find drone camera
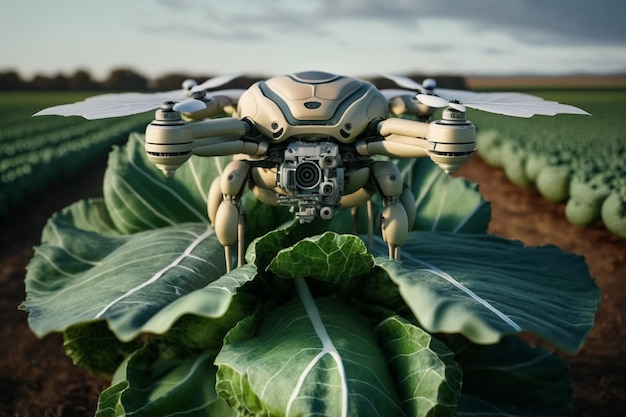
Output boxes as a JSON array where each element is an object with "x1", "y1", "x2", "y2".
[{"x1": 276, "y1": 141, "x2": 344, "y2": 222}]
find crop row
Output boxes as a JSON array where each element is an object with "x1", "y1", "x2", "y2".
[
  {"x1": 0, "y1": 92, "x2": 151, "y2": 218},
  {"x1": 469, "y1": 90, "x2": 626, "y2": 238}
]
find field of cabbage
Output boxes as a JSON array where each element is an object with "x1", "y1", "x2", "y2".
[
  {"x1": 471, "y1": 89, "x2": 626, "y2": 238},
  {"x1": 0, "y1": 92, "x2": 151, "y2": 218}
]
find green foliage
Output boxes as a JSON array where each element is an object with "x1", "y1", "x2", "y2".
[
  {"x1": 375, "y1": 316, "x2": 462, "y2": 417},
  {"x1": 474, "y1": 90, "x2": 626, "y2": 236},
  {"x1": 536, "y1": 165, "x2": 572, "y2": 202},
  {"x1": 267, "y1": 232, "x2": 374, "y2": 283},
  {"x1": 21, "y1": 133, "x2": 600, "y2": 416},
  {"x1": 64, "y1": 321, "x2": 141, "y2": 378},
  {"x1": 601, "y1": 192, "x2": 626, "y2": 237},
  {"x1": 452, "y1": 336, "x2": 573, "y2": 416}
]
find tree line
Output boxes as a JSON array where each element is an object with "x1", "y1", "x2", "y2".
[
  {"x1": 0, "y1": 68, "x2": 218, "y2": 91},
  {"x1": 0, "y1": 68, "x2": 468, "y2": 91}
]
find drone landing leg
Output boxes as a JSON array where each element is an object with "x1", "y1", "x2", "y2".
[
  {"x1": 372, "y1": 161, "x2": 409, "y2": 260},
  {"x1": 224, "y1": 245, "x2": 233, "y2": 273},
  {"x1": 389, "y1": 245, "x2": 400, "y2": 260},
  {"x1": 351, "y1": 207, "x2": 358, "y2": 234},
  {"x1": 367, "y1": 200, "x2": 374, "y2": 250},
  {"x1": 237, "y1": 213, "x2": 245, "y2": 268},
  {"x1": 350, "y1": 201, "x2": 374, "y2": 249},
  {"x1": 214, "y1": 160, "x2": 251, "y2": 273}
]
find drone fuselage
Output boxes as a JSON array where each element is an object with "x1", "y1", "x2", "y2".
[{"x1": 144, "y1": 70, "x2": 477, "y2": 270}]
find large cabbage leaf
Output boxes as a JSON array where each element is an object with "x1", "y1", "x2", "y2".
[
  {"x1": 267, "y1": 231, "x2": 374, "y2": 284},
  {"x1": 453, "y1": 336, "x2": 573, "y2": 417},
  {"x1": 102, "y1": 132, "x2": 290, "y2": 237},
  {"x1": 395, "y1": 158, "x2": 491, "y2": 233},
  {"x1": 375, "y1": 316, "x2": 462, "y2": 417},
  {"x1": 22, "y1": 198, "x2": 258, "y2": 341},
  {"x1": 373, "y1": 232, "x2": 599, "y2": 353},
  {"x1": 103, "y1": 132, "x2": 221, "y2": 233},
  {"x1": 215, "y1": 280, "x2": 406, "y2": 417}
]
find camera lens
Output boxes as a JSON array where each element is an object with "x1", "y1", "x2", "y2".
[{"x1": 295, "y1": 161, "x2": 321, "y2": 189}]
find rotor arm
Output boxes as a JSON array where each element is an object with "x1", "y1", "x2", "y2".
[
  {"x1": 189, "y1": 117, "x2": 267, "y2": 157},
  {"x1": 356, "y1": 118, "x2": 430, "y2": 158},
  {"x1": 356, "y1": 135, "x2": 429, "y2": 158},
  {"x1": 193, "y1": 136, "x2": 268, "y2": 157},
  {"x1": 358, "y1": 112, "x2": 477, "y2": 174},
  {"x1": 145, "y1": 109, "x2": 263, "y2": 176},
  {"x1": 377, "y1": 117, "x2": 430, "y2": 138},
  {"x1": 189, "y1": 117, "x2": 250, "y2": 139}
]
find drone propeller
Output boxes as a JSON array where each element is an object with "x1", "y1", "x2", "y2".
[
  {"x1": 172, "y1": 98, "x2": 207, "y2": 113},
  {"x1": 33, "y1": 74, "x2": 244, "y2": 120},
  {"x1": 381, "y1": 74, "x2": 590, "y2": 118},
  {"x1": 382, "y1": 74, "x2": 428, "y2": 94},
  {"x1": 190, "y1": 73, "x2": 243, "y2": 94},
  {"x1": 416, "y1": 94, "x2": 466, "y2": 112}
]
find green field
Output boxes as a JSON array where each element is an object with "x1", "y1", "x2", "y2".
[
  {"x1": 470, "y1": 89, "x2": 626, "y2": 237},
  {"x1": 0, "y1": 92, "x2": 152, "y2": 217}
]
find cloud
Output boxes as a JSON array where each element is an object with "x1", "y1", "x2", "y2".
[
  {"x1": 140, "y1": 22, "x2": 268, "y2": 41},
  {"x1": 143, "y1": 0, "x2": 333, "y2": 40},
  {"x1": 139, "y1": 0, "x2": 626, "y2": 76},
  {"x1": 233, "y1": 0, "x2": 626, "y2": 47},
  {"x1": 410, "y1": 43, "x2": 456, "y2": 53},
  {"x1": 412, "y1": 0, "x2": 626, "y2": 47}
]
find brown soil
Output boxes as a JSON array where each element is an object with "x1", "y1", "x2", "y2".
[{"x1": 1, "y1": 155, "x2": 624, "y2": 416}]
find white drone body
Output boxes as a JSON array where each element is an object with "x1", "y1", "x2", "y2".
[{"x1": 35, "y1": 71, "x2": 589, "y2": 271}]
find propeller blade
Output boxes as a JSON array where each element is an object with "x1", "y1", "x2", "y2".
[
  {"x1": 33, "y1": 89, "x2": 188, "y2": 119},
  {"x1": 33, "y1": 72, "x2": 246, "y2": 119},
  {"x1": 191, "y1": 73, "x2": 243, "y2": 93},
  {"x1": 173, "y1": 98, "x2": 206, "y2": 113},
  {"x1": 382, "y1": 74, "x2": 428, "y2": 93},
  {"x1": 416, "y1": 94, "x2": 450, "y2": 108},
  {"x1": 448, "y1": 102, "x2": 467, "y2": 112},
  {"x1": 432, "y1": 89, "x2": 589, "y2": 117}
]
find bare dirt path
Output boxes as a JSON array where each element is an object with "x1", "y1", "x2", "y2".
[
  {"x1": 1, "y1": 154, "x2": 624, "y2": 416},
  {"x1": 457, "y1": 157, "x2": 626, "y2": 417}
]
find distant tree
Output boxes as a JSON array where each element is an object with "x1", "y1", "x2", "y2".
[
  {"x1": 430, "y1": 75, "x2": 467, "y2": 90},
  {"x1": 68, "y1": 69, "x2": 100, "y2": 91},
  {"x1": 30, "y1": 73, "x2": 70, "y2": 90},
  {"x1": 0, "y1": 70, "x2": 26, "y2": 90},
  {"x1": 102, "y1": 68, "x2": 149, "y2": 91},
  {"x1": 153, "y1": 73, "x2": 192, "y2": 90}
]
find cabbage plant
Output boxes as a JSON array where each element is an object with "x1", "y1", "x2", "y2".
[{"x1": 21, "y1": 133, "x2": 600, "y2": 416}]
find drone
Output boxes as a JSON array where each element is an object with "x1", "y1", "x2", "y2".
[{"x1": 35, "y1": 71, "x2": 589, "y2": 271}]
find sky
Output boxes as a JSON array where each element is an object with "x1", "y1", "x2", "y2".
[{"x1": 2, "y1": 0, "x2": 626, "y2": 81}]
